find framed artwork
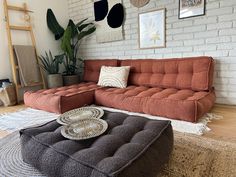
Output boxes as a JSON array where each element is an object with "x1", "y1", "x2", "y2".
[
  {"x1": 179, "y1": 0, "x2": 206, "y2": 19},
  {"x1": 139, "y1": 8, "x2": 166, "y2": 49}
]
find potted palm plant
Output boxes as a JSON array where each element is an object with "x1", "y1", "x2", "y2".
[
  {"x1": 39, "y1": 51, "x2": 63, "y2": 88},
  {"x1": 46, "y1": 9, "x2": 96, "y2": 86}
]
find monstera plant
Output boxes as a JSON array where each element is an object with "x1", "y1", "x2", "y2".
[{"x1": 46, "y1": 9, "x2": 96, "y2": 85}]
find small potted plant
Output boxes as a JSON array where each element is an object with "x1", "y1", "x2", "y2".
[
  {"x1": 39, "y1": 51, "x2": 63, "y2": 88},
  {"x1": 46, "y1": 9, "x2": 96, "y2": 85}
]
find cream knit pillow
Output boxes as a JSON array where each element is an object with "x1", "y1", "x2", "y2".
[{"x1": 98, "y1": 66, "x2": 130, "y2": 88}]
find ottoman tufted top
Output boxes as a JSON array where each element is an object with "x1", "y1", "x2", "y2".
[{"x1": 20, "y1": 111, "x2": 173, "y2": 177}]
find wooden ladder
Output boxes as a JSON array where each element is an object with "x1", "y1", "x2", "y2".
[{"x1": 3, "y1": 0, "x2": 45, "y2": 102}]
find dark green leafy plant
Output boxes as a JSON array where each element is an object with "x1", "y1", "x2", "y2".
[
  {"x1": 46, "y1": 9, "x2": 65, "y2": 40},
  {"x1": 38, "y1": 51, "x2": 63, "y2": 74},
  {"x1": 46, "y1": 9, "x2": 96, "y2": 76}
]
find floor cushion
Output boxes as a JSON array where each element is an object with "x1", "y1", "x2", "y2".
[
  {"x1": 95, "y1": 86, "x2": 215, "y2": 122},
  {"x1": 20, "y1": 111, "x2": 173, "y2": 177},
  {"x1": 95, "y1": 86, "x2": 150, "y2": 113},
  {"x1": 24, "y1": 82, "x2": 100, "y2": 114}
]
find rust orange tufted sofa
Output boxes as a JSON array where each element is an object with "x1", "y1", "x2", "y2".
[
  {"x1": 24, "y1": 60, "x2": 118, "y2": 114},
  {"x1": 24, "y1": 56, "x2": 215, "y2": 122}
]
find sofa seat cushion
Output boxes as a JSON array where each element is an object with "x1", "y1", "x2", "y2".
[
  {"x1": 144, "y1": 89, "x2": 216, "y2": 122},
  {"x1": 24, "y1": 82, "x2": 100, "y2": 114},
  {"x1": 20, "y1": 111, "x2": 173, "y2": 177},
  {"x1": 95, "y1": 86, "x2": 152, "y2": 113},
  {"x1": 95, "y1": 86, "x2": 216, "y2": 122}
]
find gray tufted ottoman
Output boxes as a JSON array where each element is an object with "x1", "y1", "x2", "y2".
[{"x1": 20, "y1": 111, "x2": 173, "y2": 177}]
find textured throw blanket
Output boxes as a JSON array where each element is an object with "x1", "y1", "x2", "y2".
[{"x1": 13, "y1": 45, "x2": 41, "y2": 86}]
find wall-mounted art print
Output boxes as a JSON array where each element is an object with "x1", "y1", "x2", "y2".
[
  {"x1": 179, "y1": 0, "x2": 206, "y2": 19},
  {"x1": 94, "y1": 0, "x2": 124, "y2": 43},
  {"x1": 130, "y1": 0, "x2": 150, "y2": 8},
  {"x1": 139, "y1": 9, "x2": 166, "y2": 49}
]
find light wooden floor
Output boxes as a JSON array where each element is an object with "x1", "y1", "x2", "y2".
[
  {"x1": 205, "y1": 104, "x2": 236, "y2": 142},
  {"x1": 0, "y1": 104, "x2": 236, "y2": 142}
]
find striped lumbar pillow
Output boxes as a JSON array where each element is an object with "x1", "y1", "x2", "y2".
[{"x1": 98, "y1": 66, "x2": 130, "y2": 88}]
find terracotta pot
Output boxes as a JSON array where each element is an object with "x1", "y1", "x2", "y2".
[
  {"x1": 47, "y1": 74, "x2": 63, "y2": 88},
  {"x1": 63, "y1": 75, "x2": 79, "y2": 86}
]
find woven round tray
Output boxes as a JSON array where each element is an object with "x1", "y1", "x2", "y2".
[
  {"x1": 57, "y1": 106, "x2": 104, "y2": 125},
  {"x1": 130, "y1": 0, "x2": 150, "y2": 8},
  {"x1": 61, "y1": 118, "x2": 108, "y2": 140}
]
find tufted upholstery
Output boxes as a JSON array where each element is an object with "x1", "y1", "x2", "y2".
[
  {"x1": 95, "y1": 86, "x2": 215, "y2": 122},
  {"x1": 83, "y1": 59, "x2": 118, "y2": 82},
  {"x1": 24, "y1": 59, "x2": 118, "y2": 114},
  {"x1": 24, "y1": 82, "x2": 100, "y2": 114},
  {"x1": 20, "y1": 111, "x2": 173, "y2": 177},
  {"x1": 119, "y1": 57, "x2": 214, "y2": 91},
  {"x1": 24, "y1": 57, "x2": 215, "y2": 122}
]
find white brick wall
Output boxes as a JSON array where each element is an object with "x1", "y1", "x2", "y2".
[{"x1": 68, "y1": 0, "x2": 236, "y2": 105}]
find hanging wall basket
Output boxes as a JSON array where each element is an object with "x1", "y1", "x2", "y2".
[{"x1": 130, "y1": 0, "x2": 150, "y2": 8}]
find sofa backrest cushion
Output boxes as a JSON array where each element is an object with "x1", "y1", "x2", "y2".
[
  {"x1": 119, "y1": 57, "x2": 214, "y2": 91},
  {"x1": 83, "y1": 59, "x2": 118, "y2": 82}
]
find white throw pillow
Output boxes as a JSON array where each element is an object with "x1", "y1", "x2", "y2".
[{"x1": 98, "y1": 66, "x2": 131, "y2": 88}]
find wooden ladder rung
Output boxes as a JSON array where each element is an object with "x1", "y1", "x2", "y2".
[
  {"x1": 7, "y1": 5, "x2": 33, "y2": 12},
  {"x1": 17, "y1": 82, "x2": 43, "y2": 89},
  {"x1": 9, "y1": 25, "x2": 31, "y2": 31}
]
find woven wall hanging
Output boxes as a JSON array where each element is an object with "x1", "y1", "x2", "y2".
[{"x1": 130, "y1": 0, "x2": 150, "y2": 8}]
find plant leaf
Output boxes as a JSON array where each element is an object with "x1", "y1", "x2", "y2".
[
  {"x1": 68, "y1": 19, "x2": 78, "y2": 38},
  {"x1": 77, "y1": 23, "x2": 93, "y2": 32},
  {"x1": 41, "y1": 55, "x2": 50, "y2": 70},
  {"x1": 46, "y1": 9, "x2": 65, "y2": 40},
  {"x1": 55, "y1": 54, "x2": 64, "y2": 64},
  {"x1": 76, "y1": 18, "x2": 88, "y2": 28},
  {"x1": 38, "y1": 51, "x2": 62, "y2": 74},
  {"x1": 61, "y1": 26, "x2": 73, "y2": 60},
  {"x1": 39, "y1": 56, "x2": 50, "y2": 73},
  {"x1": 77, "y1": 26, "x2": 96, "y2": 41}
]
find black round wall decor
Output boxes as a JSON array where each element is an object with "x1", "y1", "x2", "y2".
[
  {"x1": 94, "y1": 0, "x2": 108, "y2": 21},
  {"x1": 107, "y1": 3, "x2": 124, "y2": 28}
]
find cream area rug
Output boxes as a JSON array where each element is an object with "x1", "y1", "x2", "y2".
[
  {"x1": 0, "y1": 108, "x2": 58, "y2": 133},
  {"x1": 0, "y1": 107, "x2": 221, "y2": 135},
  {"x1": 0, "y1": 131, "x2": 235, "y2": 177},
  {"x1": 98, "y1": 106, "x2": 222, "y2": 135}
]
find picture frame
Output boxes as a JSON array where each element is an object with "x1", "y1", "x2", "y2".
[
  {"x1": 179, "y1": 0, "x2": 206, "y2": 19},
  {"x1": 138, "y1": 8, "x2": 166, "y2": 49}
]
